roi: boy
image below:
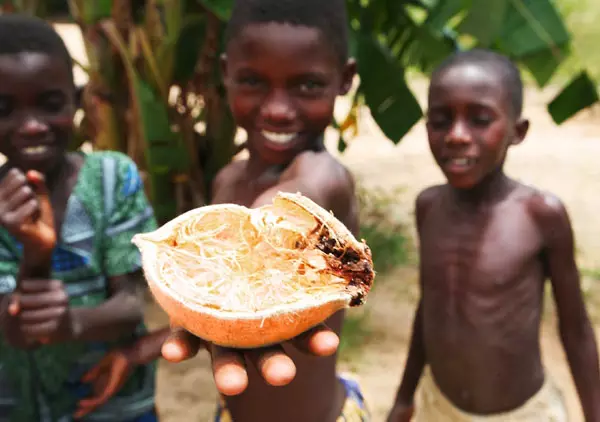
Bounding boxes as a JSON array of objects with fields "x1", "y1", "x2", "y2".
[
  {"x1": 387, "y1": 49, "x2": 600, "y2": 421},
  {"x1": 84, "y1": 0, "x2": 371, "y2": 421},
  {"x1": 0, "y1": 15, "x2": 159, "y2": 422}
]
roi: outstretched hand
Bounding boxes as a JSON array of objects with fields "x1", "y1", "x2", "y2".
[{"x1": 161, "y1": 323, "x2": 339, "y2": 396}]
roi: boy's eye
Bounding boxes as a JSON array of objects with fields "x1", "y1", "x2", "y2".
[
  {"x1": 236, "y1": 75, "x2": 263, "y2": 88},
  {"x1": 0, "y1": 96, "x2": 13, "y2": 118},
  {"x1": 427, "y1": 113, "x2": 452, "y2": 130},
  {"x1": 470, "y1": 113, "x2": 494, "y2": 127},
  {"x1": 39, "y1": 91, "x2": 66, "y2": 113},
  {"x1": 298, "y1": 80, "x2": 325, "y2": 95}
]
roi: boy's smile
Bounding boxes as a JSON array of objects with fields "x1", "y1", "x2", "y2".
[
  {"x1": 426, "y1": 63, "x2": 528, "y2": 190},
  {"x1": 223, "y1": 22, "x2": 354, "y2": 165},
  {"x1": 0, "y1": 52, "x2": 75, "y2": 175}
]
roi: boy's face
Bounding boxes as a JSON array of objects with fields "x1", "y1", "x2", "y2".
[
  {"x1": 223, "y1": 22, "x2": 355, "y2": 165},
  {"x1": 0, "y1": 52, "x2": 75, "y2": 174},
  {"x1": 426, "y1": 63, "x2": 528, "y2": 190}
]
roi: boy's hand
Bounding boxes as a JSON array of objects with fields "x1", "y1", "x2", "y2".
[
  {"x1": 386, "y1": 402, "x2": 415, "y2": 422},
  {"x1": 74, "y1": 349, "x2": 135, "y2": 419},
  {"x1": 0, "y1": 294, "x2": 32, "y2": 348},
  {"x1": 11, "y1": 279, "x2": 76, "y2": 345},
  {"x1": 0, "y1": 168, "x2": 56, "y2": 252},
  {"x1": 162, "y1": 324, "x2": 339, "y2": 396}
]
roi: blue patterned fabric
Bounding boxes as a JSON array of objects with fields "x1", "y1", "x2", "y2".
[{"x1": 0, "y1": 151, "x2": 158, "y2": 422}]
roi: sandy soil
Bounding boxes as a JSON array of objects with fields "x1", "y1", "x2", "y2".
[{"x1": 53, "y1": 24, "x2": 600, "y2": 422}]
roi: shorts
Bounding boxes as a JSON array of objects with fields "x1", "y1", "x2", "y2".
[
  {"x1": 414, "y1": 366, "x2": 568, "y2": 421},
  {"x1": 213, "y1": 372, "x2": 370, "y2": 421}
]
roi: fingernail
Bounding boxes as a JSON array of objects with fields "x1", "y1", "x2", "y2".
[{"x1": 161, "y1": 342, "x2": 184, "y2": 362}]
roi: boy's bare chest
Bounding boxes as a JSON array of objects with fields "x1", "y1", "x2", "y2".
[
  {"x1": 420, "y1": 204, "x2": 544, "y2": 291},
  {"x1": 212, "y1": 168, "x2": 282, "y2": 207}
]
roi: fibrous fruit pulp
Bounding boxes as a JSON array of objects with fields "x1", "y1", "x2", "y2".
[{"x1": 132, "y1": 192, "x2": 375, "y2": 348}]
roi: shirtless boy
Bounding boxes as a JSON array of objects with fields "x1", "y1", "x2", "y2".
[
  {"x1": 83, "y1": 0, "x2": 370, "y2": 420},
  {"x1": 0, "y1": 15, "x2": 158, "y2": 421},
  {"x1": 387, "y1": 49, "x2": 600, "y2": 422}
]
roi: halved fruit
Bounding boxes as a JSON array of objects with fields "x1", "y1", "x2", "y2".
[{"x1": 132, "y1": 192, "x2": 375, "y2": 348}]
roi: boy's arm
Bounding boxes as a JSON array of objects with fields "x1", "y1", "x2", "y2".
[
  {"x1": 533, "y1": 194, "x2": 600, "y2": 422},
  {"x1": 73, "y1": 154, "x2": 157, "y2": 342},
  {"x1": 162, "y1": 151, "x2": 355, "y2": 396},
  {"x1": 70, "y1": 272, "x2": 145, "y2": 342},
  {"x1": 387, "y1": 188, "x2": 435, "y2": 421}
]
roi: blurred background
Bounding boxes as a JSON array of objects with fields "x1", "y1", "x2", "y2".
[{"x1": 2, "y1": 1, "x2": 599, "y2": 420}]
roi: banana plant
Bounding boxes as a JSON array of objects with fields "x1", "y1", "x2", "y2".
[
  {"x1": 0, "y1": 0, "x2": 595, "y2": 223},
  {"x1": 1, "y1": 0, "x2": 236, "y2": 224},
  {"x1": 340, "y1": 0, "x2": 599, "y2": 152}
]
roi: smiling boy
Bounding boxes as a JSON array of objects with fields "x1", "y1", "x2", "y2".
[
  {"x1": 159, "y1": 0, "x2": 372, "y2": 421},
  {"x1": 0, "y1": 15, "x2": 158, "y2": 422},
  {"x1": 387, "y1": 49, "x2": 600, "y2": 422}
]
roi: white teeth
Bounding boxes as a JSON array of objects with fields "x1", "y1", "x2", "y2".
[
  {"x1": 23, "y1": 146, "x2": 48, "y2": 155},
  {"x1": 262, "y1": 131, "x2": 297, "y2": 144},
  {"x1": 450, "y1": 157, "x2": 473, "y2": 166}
]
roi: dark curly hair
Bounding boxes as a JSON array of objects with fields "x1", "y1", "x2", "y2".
[
  {"x1": 431, "y1": 49, "x2": 524, "y2": 117},
  {"x1": 225, "y1": 0, "x2": 349, "y2": 64},
  {"x1": 0, "y1": 14, "x2": 74, "y2": 84}
]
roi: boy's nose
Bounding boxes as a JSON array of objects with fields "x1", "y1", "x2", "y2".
[
  {"x1": 445, "y1": 121, "x2": 471, "y2": 144},
  {"x1": 17, "y1": 117, "x2": 50, "y2": 136},
  {"x1": 261, "y1": 92, "x2": 296, "y2": 124}
]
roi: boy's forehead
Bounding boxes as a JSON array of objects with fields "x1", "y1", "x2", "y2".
[
  {"x1": 227, "y1": 22, "x2": 335, "y2": 62},
  {"x1": 0, "y1": 52, "x2": 73, "y2": 88},
  {"x1": 429, "y1": 63, "x2": 509, "y2": 105},
  {"x1": 0, "y1": 51, "x2": 61, "y2": 72}
]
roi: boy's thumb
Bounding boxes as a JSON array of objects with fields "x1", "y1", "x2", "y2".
[{"x1": 26, "y1": 170, "x2": 52, "y2": 220}]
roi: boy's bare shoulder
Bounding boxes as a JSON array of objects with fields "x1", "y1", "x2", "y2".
[
  {"x1": 416, "y1": 185, "x2": 445, "y2": 208},
  {"x1": 283, "y1": 150, "x2": 355, "y2": 193},
  {"x1": 515, "y1": 182, "x2": 572, "y2": 239},
  {"x1": 415, "y1": 184, "x2": 445, "y2": 227},
  {"x1": 212, "y1": 160, "x2": 246, "y2": 192}
]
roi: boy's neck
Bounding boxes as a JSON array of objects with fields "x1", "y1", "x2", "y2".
[
  {"x1": 246, "y1": 154, "x2": 287, "y2": 181},
  {"x1": 44, "y1": 154, "x2": 72, "y2": 191},
  {"x1": 246, "y1": 134, "x2": 326, "y2": 178},
  {"x1": 449, "y1": 168, "x2": 514, "y2": 208}
]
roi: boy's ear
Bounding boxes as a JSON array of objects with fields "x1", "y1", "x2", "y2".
[
  {"x1": 512, "y1": 117, "x2": 529, "y2": 145},
  {"x1": 340, "y1": 58, "x2": 357, "y2": 95}
]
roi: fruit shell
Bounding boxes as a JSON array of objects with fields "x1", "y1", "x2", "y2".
[
  {"x1": 133, "y1": 192, "x2": 373, "y2": 349},
  {"x1": 138, "y1": 238, "x2": 353, "y2": 348}
]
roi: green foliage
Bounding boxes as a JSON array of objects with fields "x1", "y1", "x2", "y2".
[
  {"x1": 553, "y1": 0, "x2": 600, "y2": 82},
  {"x1": 3, "y1": 0, "x2": 595, "y2": 222},
  {"x1": 358, "y1": 185, "x2": 410, "y2": 275},
  {"x1": 339, "y1": 309, "x2": 372, "y2": 361},
  {"x1": 339, "y1": 183, "x2": 411, "y2": 358},
  {"x1": 548, "y1": 72, "x2": 599, "y2": 124},
  {"x1": 340, "y1": 0, "x2": 598, "y2": 154}
]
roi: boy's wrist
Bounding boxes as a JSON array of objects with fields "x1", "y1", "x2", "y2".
[
  {"x1": 122, "y1": 343, "x2": 143, "y2": 366},
  {"x1": 22, "y1": 247, "x2": 53, "y2": 271}
]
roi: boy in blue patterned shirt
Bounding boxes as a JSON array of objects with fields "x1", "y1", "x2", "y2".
[{"x1": 0, "y1": 14, "x2": 158, "y2": 422}]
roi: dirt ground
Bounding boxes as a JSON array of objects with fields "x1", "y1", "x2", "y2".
[
  {"x1": 141, "y1": 80, "x2": 600, "y2": 422},
  {"x1": 54, "y1": 24, "x2": 600, "y2": 421}
]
